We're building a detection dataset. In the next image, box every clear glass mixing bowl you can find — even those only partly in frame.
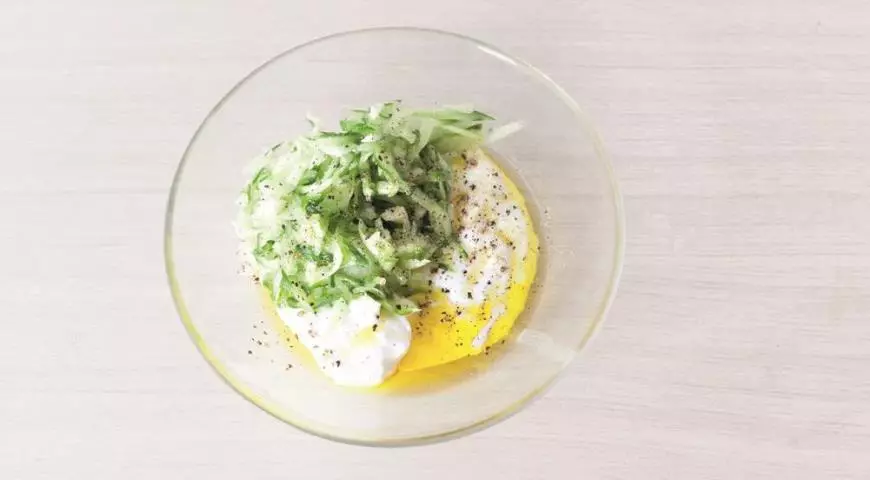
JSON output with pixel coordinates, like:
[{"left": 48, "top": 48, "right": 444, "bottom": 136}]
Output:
[{"left": 165, "top": 27, "right": 624, "bottom": 446}]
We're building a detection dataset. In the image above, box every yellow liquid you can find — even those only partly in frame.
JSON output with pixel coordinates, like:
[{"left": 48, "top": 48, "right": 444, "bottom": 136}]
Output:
[{"left": 261, "top": 289, "right": 510, "bottom": 394}]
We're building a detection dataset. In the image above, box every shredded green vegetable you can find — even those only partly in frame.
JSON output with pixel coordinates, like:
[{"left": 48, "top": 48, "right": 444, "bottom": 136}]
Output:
[{"left": 235, "top": 102, "right": 495, "bottom": 315}]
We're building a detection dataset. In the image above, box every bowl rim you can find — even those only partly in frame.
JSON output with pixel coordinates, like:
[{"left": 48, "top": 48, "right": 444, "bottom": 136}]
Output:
[{"left": 164, "top": 26, "right": 626, "bottom": 447}]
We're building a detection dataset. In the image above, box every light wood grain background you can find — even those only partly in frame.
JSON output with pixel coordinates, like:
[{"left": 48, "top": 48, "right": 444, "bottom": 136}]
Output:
[{"left": 2, "top": 1, "right": 869, "bottom": 478}]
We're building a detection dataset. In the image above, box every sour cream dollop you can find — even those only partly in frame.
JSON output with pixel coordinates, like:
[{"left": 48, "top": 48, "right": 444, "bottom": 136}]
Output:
[{"left": 277, "top": 295, "right": 411, "bottom": 387}]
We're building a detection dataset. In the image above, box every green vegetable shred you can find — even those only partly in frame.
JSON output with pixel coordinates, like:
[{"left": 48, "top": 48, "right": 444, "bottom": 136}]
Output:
[{"left": 235, "top": 102, "right": 495, "bottom": 315}]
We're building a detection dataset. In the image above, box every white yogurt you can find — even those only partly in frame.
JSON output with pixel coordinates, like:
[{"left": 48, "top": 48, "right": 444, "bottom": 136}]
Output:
[{"left": 277, "top": 295, "right": 411, "bottom": 387}]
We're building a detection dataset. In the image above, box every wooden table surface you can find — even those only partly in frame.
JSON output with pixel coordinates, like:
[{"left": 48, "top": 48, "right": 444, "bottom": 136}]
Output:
[{"left": 2, "top": 1, "right": 869, "bottom": 478}]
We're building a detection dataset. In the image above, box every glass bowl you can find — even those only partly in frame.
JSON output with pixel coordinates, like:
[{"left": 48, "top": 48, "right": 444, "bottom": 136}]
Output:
[{"left": 165, "top": 27, "right": 624, "bottom": 446}]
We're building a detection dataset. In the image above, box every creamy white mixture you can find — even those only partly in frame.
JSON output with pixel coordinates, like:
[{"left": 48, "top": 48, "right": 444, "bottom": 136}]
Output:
[
  {"left": 429, "top": 148, "right": 532, "bottom": 307},
  {"left": 278, "top": 295, "right": 411, "bottom": 387}
]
